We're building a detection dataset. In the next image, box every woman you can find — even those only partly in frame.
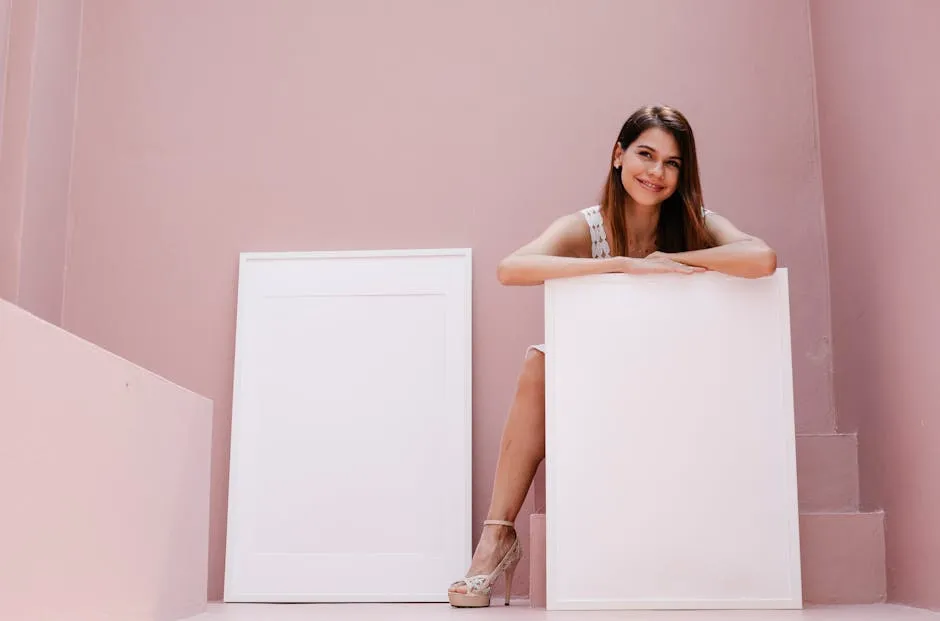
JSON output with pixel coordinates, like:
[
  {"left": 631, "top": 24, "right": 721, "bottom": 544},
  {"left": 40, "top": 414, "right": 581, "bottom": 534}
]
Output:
[{"left": 447, "top": 105, "right": 777, "bottom": 608}]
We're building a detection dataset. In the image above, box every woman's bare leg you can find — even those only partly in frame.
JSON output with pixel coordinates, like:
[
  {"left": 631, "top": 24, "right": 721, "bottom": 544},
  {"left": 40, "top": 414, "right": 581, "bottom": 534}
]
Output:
[{"left": 450, "top": 349, "right": 545, "bottom": 593}]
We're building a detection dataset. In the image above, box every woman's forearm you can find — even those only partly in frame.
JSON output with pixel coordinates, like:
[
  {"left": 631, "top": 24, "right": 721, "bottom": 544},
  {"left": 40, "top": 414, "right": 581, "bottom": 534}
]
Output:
[
  {"left": 666, "top": 241, "right": 777, "bottom": 278},
  {"left": 497, "top": 255, "right": 623, "bottom": 286}
]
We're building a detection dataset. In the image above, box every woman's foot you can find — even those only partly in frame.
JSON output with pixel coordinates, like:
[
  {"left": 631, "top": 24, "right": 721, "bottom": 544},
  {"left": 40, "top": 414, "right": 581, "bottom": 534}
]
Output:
[
  {"left": 450, "top": 523, "right": 516, "bottom": 594},
  {"left": 448, "top": 520, "right": 522, "bottom": 607}
]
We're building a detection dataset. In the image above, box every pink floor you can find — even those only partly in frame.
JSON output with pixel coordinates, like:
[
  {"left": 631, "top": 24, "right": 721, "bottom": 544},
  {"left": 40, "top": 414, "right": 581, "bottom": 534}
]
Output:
[{"left": 186, "top": 603, "right": 939, "bottom": 621}]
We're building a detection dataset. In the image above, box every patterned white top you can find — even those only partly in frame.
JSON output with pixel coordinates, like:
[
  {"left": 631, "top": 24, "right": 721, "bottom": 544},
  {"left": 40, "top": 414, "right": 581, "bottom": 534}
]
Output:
[
  {"left": 581, "top": 205, "right": 611, "bottom": 259},
  {"left": 580, "top": 204, "right": 712, "bottom": 258}
]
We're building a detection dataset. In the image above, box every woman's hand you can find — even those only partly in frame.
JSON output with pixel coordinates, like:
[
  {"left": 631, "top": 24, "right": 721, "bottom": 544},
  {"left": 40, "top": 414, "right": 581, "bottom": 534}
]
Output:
[{"left": 618, "top": 254, "right": 706, "bottom": 275}]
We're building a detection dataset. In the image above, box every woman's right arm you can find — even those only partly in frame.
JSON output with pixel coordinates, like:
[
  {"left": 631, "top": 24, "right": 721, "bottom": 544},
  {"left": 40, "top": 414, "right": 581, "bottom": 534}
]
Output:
[
  {"left": 498, "top": 254, "right": 626, "bottom": 286},
  {"left": 496, "top": 214, "right": 702, "bottom": 286}
]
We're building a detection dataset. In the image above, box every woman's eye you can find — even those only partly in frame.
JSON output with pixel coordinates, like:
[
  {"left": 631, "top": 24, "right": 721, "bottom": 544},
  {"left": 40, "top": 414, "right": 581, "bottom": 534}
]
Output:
[
  {"left": 667, "top": 161, "right": 680, "bottom": 168},
  {"left": 638, "top": 151, "right": 651, "bottom": 158}
]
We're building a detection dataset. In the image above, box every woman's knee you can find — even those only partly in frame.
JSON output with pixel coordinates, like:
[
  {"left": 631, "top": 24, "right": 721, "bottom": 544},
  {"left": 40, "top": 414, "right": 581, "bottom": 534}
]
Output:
[{"left": 520, "top": 349, "right": 545, "bottom": 390}]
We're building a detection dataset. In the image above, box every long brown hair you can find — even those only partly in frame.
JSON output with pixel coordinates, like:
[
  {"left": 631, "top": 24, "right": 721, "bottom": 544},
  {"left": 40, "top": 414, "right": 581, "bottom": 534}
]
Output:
[{"left": 600, "top": 105, "right": 715, "bottom": 255}]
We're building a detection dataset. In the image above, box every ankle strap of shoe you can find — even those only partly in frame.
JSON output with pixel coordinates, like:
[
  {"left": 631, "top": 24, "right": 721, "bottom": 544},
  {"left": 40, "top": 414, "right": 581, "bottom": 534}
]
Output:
[{"left": 483, "top": 519, "right": 515, "bottom": 527}]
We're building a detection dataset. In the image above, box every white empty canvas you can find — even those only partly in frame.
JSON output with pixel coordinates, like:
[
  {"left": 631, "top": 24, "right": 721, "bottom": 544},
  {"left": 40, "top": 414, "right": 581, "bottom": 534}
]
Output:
[
  {"left": 224, "top": 249, "right": 472, "bottom": 603},
  {"left": 544, "top": 270, "right": 801, "bottom": 610}
]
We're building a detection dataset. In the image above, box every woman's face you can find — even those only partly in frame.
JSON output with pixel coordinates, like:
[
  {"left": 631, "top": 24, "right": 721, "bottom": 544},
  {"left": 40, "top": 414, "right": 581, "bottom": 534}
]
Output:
[{"left": 614, "top": 128, "right": 682, "bottom": 206}]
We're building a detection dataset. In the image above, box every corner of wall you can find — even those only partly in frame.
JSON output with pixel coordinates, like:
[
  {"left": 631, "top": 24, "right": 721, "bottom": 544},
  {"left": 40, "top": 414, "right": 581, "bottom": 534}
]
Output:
[
  {"left": 803, "top": 0, "right": 838, "bottom": 433},
  {"left": 59, "top": 0, "right": 85, "bottom": 328},
  {"left": 0, "top": 0, "right": 40, "bottom": 304}
]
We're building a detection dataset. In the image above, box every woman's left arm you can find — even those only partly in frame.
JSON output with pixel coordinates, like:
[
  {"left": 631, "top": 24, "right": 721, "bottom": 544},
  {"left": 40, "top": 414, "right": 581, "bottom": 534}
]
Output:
[{"left": 653, "top": 211, "right": 777, "bottom": 278}]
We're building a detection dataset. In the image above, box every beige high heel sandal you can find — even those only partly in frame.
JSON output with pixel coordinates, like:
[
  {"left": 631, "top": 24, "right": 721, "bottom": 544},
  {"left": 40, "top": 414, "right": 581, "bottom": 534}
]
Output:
[{"left": 448, "top": 519, "right": 523, "bottom": 608}]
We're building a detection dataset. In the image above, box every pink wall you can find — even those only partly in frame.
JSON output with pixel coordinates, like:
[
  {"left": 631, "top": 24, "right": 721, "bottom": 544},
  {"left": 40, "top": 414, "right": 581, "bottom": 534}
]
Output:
[
  {"left": 0, "top": 0, "right": 38, "bottom": 302},
  {"left": 0, "top": 299, "right": 212, "bottom": 621},
  {"left": 0, "top": 1, "right": 8, "bottom": 122},
  {"left": 17, "top": 0, "right": 82, "bottom": 322},
  {"left": 0, "top": 1, "right": 9, "bottom": 193},
  {"left": 59, "top": 0, "right": 833, "bottom": 599},
  {"left": 810, "top": 0, "right": 940, "bottom": 610},
  {"left": 0, "top": 0, "right": 81, "bottom": 324}
]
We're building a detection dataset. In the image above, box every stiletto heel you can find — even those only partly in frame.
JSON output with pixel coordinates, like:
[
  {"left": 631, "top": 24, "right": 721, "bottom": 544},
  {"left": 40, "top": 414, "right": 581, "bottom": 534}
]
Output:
[
  {"left": 503, "top": 562, "right": 516, "bottom": 606},
  {"left": 448, "top": 519, "right": 523, "bottom": 608}
]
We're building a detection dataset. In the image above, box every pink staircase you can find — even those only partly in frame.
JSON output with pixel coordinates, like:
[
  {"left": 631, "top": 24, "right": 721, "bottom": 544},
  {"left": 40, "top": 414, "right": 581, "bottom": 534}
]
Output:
[
  {"left": 0, "top": 300, "right": 214, "bottom": 621},
  {"left": 796, "top": 433, "right": 886, "bottom": 604},
  {"left": 528, "top": 433, "right": 886, "bottom": 607}
]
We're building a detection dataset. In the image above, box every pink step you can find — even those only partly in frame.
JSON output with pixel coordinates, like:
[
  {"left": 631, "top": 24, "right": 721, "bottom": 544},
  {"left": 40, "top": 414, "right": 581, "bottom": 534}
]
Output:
[
  {"left": 529, "top": 510, "right": 885, "bottom": 607},
  {"left": 529, "top": 514, "right": 546, "bottom": 608},
  {"left": 800, "top": 511, "right": 886, "bottom": 604},
  {"left": 796, "top": 434, "right": 859, "bottom": 512}
]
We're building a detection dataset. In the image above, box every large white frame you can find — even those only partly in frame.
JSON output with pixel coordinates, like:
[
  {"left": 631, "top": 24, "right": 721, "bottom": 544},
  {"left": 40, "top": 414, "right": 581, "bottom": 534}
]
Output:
[
  {"left": 544, "top": 270, "right": 802, "bottom": 610},
  {"left": 224, "top": 248, "right": 473, "bottom": 603}
]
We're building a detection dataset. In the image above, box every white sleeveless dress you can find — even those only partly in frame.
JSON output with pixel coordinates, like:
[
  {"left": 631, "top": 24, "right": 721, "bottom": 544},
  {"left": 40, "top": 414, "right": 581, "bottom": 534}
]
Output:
[{"left": 526, "top": 204, "right": 710, "bottom": 355}]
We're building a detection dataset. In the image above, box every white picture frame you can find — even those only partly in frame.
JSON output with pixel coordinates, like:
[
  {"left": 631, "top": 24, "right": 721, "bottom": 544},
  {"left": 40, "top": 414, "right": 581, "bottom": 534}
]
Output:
[
  {"left": 224, "top": 249, "right": 473, "bottom": 603},
  {"left": 544, "top": 270, "right": 802, "bottom": 610}
]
